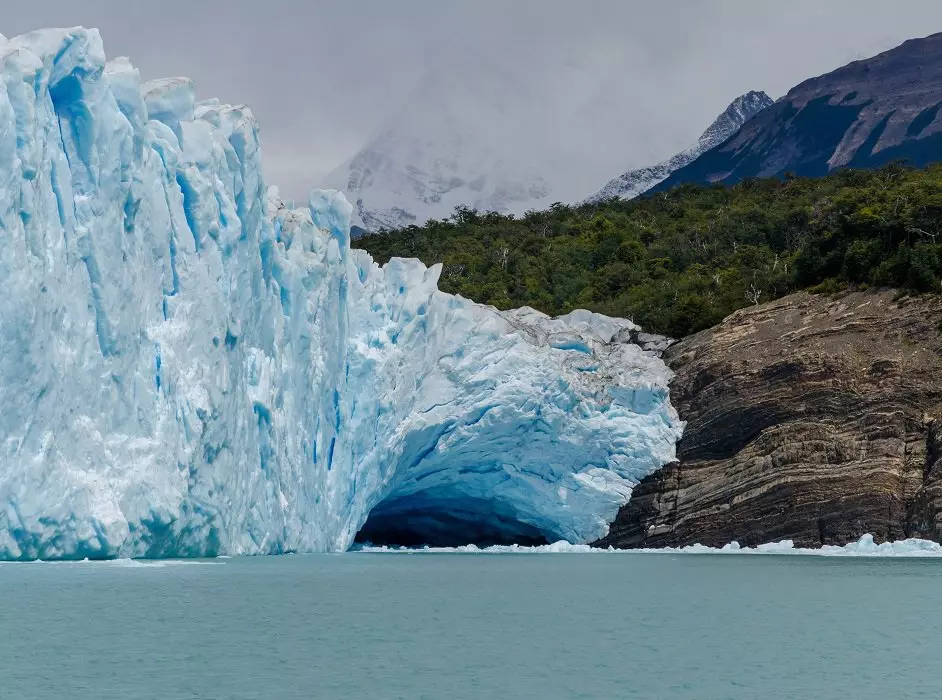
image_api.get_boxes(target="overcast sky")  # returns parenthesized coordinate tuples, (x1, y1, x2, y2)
(5, 1, 942, 200)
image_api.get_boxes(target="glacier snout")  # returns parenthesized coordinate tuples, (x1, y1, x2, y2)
(0, 27, 682, 559)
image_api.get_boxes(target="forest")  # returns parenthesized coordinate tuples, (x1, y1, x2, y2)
(354, 163, 942, 338)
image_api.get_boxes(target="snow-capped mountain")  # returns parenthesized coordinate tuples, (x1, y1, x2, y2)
(327, 68, 561, 232)
(330, 134, 552, 233)
(585, 91, 773, 204)
(0, 27, 681, 559)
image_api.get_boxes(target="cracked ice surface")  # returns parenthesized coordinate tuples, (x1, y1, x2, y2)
(0, 28, 682, 560)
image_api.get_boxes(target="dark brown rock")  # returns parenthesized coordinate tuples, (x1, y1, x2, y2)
(596, 290, 942, 549)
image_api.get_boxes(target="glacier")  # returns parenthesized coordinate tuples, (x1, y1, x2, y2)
(0, 27, 682, 560)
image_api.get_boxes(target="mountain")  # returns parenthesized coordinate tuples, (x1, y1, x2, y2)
(0, 28, 681, 559)
(585, 91, 773, 203)
(327, 56, 693, 234)
(655, 33, 942, 191)
(329, 137, 551, 234)
(326, 67, 561, 233)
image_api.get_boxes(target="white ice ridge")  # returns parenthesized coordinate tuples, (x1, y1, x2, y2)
(0, 28, 681, 560)
(357, 534, 942, 557)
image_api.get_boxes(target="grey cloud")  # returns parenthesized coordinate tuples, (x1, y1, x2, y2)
(3, 1, 942, 200)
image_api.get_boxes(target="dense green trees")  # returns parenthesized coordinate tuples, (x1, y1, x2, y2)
(354, 163, 942, 337)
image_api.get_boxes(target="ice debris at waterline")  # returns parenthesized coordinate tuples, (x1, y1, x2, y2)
(0, 28, 682, 561)
(356, 534, 942, 557)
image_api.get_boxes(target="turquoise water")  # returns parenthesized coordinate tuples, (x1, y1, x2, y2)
(2, 552, 940, 699)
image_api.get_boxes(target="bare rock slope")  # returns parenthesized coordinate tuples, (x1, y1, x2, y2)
(655, 33, 942, 191)
(597, 290, 942, 548)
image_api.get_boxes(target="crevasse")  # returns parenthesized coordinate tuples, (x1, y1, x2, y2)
(0, 27, 682, 560)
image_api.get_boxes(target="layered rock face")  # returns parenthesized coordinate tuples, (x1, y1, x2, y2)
(597, 290, 942, 548)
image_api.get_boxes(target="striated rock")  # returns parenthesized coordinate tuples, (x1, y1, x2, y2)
(596, 290, 942, 548)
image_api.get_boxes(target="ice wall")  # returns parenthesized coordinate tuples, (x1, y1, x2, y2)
(0, 28, 682, 559)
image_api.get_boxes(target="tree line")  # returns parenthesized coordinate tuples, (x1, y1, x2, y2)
(354, 163, 942, 338)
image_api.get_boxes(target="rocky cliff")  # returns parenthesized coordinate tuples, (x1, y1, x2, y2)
(597, 290, 942, 548)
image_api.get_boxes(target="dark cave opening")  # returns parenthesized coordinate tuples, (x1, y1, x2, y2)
(353, 492, 550, 548)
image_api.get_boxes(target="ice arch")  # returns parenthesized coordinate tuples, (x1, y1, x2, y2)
(0, 27, 682, 559)
(347, 305, 682, 549)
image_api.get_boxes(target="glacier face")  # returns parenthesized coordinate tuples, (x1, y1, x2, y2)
(0, 28, 682, 560)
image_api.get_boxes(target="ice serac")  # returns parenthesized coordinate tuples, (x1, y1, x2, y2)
(0, 28, 682, 560)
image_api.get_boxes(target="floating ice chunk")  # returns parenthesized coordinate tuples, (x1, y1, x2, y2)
(355, 534, 942, 557)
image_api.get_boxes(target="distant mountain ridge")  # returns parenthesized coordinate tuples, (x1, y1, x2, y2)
(655, 32, 942, 191)
(327, 66, 567, 234)
(585, 91, 773, 203)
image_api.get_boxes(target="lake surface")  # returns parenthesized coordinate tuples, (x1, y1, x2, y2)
(2, 551, 940, 699)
